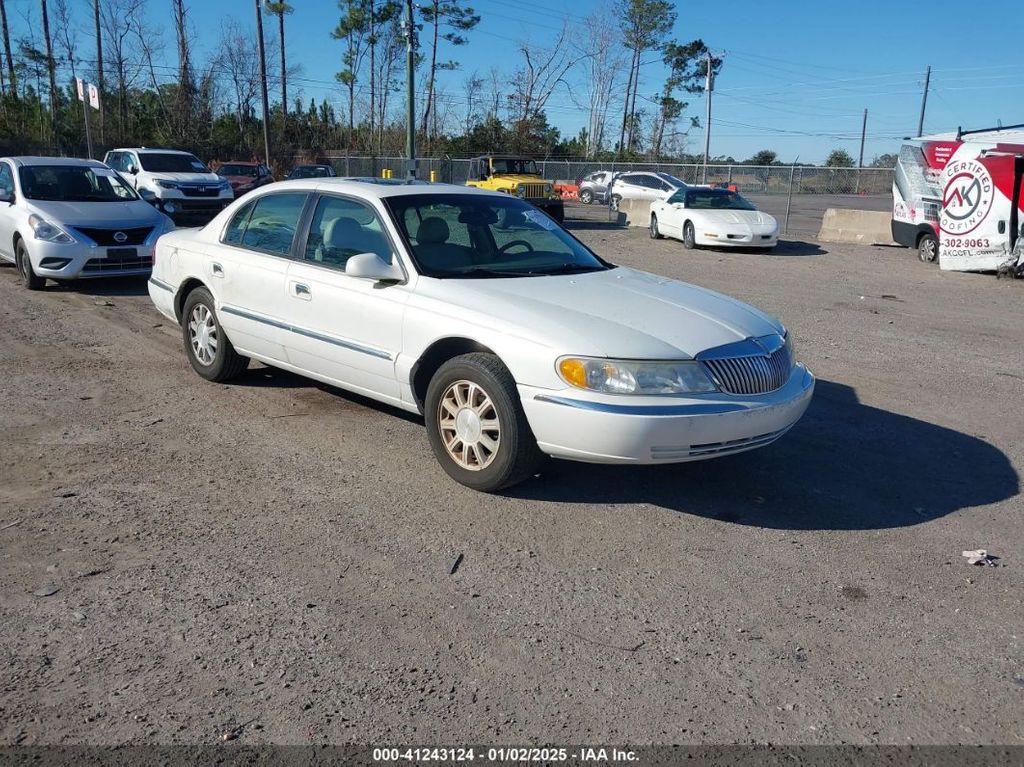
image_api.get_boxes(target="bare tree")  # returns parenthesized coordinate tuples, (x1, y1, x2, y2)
(39, 0, 59, 148)
(101, 0, 144, 140)
(461, 70, 483, 134)
(419, 0, 479, 148)
(0, 0, 15, 96)
(510, 23, 573, 125)
(171, 0, 195, 143)
(573, 4, 625, 158)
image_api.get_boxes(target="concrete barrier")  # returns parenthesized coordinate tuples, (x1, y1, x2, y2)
(616, 197, 653, 228)
(818, 208, 895, 245)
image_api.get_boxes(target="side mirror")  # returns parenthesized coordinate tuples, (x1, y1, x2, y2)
(0, 189, 13, 204)
(139, 188, 157, 204)
(345, 252, 402, 282)
(127, 164, 138, 175)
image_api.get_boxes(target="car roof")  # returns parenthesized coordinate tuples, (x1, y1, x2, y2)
(111, 148, 197, 155)
(2, 156, 106, 168)
(221, 160, 260, 166)
(255, 177, 502, 200)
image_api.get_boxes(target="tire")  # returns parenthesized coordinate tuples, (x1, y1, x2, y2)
(649, 214, 661, 239)
(918, 232, 938, 263)
(424, 352, 543, 492)
(579, 189, 593, 205)
(181, 287, 249, 382)
(682, 221, 697, 250)
(15, 239, 45, 290)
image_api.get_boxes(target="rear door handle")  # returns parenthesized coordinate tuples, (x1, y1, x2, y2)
(211, 262, 224, 276)
(291, 282, 311, 300)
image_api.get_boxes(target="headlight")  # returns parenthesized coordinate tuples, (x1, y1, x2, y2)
(218, 180, 232, 190)
(155, 180, 179, 189)
(28, 214, 74, 244)
(544, 183, 552, 194)
(557, 357, 717, 395)
(783, 331, 795, 367)
(515, 183, 526, 197)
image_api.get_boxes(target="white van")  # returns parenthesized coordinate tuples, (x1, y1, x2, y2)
(892, 125, 1024, 272)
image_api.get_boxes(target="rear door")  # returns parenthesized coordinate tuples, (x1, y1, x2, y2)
(282, 193, 410, 401)
(0, 161, 16, 261)
(212, 191, 310, 361)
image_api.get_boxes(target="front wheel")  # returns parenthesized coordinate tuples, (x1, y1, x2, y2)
(16, 240, 45, 290)
(649, 214, 662, 239)
(579, 189, 593, 205)
(181, 287, 249, 382)
(918, 233, 938, 263)
(425, 353, 543, 492)
(682, 221, 697, 249)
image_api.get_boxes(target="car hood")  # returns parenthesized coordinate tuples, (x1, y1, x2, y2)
(222, 175, 257, 186)
(489, 174, 548, 185)
(143, 171, 221, 184)
(26, 199, 166, 228)
(693, 209, 776, 226)
(416, 266, 783, 358)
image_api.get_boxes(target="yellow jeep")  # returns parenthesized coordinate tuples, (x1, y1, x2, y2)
(465, 155, 565, 222)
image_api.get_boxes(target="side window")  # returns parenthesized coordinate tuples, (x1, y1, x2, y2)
(105, 152, 120, 171)
(222, 200, 256, 246)
(238, 193, 307, 256)
(304, 195, 391, 269)
(620, 174, 638, 186)
(0, 163, 14, 195)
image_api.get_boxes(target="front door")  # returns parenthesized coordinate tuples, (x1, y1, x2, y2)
(282, 193, 409, 402)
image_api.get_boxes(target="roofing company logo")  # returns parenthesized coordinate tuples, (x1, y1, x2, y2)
(941, 159, 994, 235)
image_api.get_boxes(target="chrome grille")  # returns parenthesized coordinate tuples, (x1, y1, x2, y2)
(700, 339, 792, 395)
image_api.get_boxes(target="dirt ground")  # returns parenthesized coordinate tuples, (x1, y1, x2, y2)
(1, 205, 1022, 747)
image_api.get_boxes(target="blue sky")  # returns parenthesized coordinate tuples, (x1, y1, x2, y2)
(9, 0, 1024, 163)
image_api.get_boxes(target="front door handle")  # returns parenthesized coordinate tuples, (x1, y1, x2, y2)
(291, 282, 311, 300)
(211, 262, 224, 276)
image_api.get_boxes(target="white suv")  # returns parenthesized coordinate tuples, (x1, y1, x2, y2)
(104, 148, 233, 225)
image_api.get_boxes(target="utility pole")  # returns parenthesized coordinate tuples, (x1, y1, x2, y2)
(255, 0, 272, 165)
(856, 108, 867, 194)
(405, 0, 417, 179)
(916, 65, 930, 137)
(701, 50, 713, 184)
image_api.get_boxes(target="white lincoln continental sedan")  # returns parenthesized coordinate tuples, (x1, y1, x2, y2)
(148, 179, 814, 491)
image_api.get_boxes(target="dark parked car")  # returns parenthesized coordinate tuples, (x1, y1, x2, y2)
(286, 164, 336, 180)
(217, 162, 274, 196)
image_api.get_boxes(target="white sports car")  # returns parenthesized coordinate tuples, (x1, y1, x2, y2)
(649, 187, 779, 250)
(148, 180, 812, 492)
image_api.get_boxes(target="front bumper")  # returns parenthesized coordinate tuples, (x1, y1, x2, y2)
(520, 364, 814, 464)
(696, 226, 778, 248)
(28, 238, 155, 279)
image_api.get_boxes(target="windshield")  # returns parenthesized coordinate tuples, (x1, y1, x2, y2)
(490, 158, 539, 175)
(289, 165, 332, 179)
(671, 189, 758, 211)
(138, 152, 209, 173)
(19, 165, 138, 202)
(385, 194, 611, 278)
(218, 164, 257, 177)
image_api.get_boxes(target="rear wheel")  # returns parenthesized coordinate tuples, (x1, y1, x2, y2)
(918, 232, 938, 263)
(579, 188, 593, 204)
(425, 353, 543, 492)
(15, 239, 45, 290)
(682, 221, 697, 249)
(649, 214, 662, 239)
(181, 287, 249, 382)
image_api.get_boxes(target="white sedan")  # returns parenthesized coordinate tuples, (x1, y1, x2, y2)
(148, 180, 813, 492)
(650, 187, 779, 250)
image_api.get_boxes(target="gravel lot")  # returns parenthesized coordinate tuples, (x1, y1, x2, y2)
(1, 204, 1022, 747)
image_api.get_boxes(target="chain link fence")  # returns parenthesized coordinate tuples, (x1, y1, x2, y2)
(310, 153, 893, 196)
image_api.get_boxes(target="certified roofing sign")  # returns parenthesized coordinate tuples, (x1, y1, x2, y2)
(941, 159, 994, 235)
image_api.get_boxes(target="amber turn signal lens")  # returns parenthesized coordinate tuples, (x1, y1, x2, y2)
(558, 358, 588, 388)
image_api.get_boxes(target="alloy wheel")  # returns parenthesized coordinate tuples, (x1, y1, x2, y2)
(188, 303, 218, 366)
(437, 379, 500, 471)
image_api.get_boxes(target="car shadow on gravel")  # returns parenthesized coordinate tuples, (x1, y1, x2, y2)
(53, 276, 150, 297)
(508, 379, 1019, 530)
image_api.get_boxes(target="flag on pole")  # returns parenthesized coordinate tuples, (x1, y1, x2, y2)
(87, 83, 100, 111)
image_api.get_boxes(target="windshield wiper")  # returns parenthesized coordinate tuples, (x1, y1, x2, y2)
(533, 263, 604, 275)
(444, 267, 533, 278)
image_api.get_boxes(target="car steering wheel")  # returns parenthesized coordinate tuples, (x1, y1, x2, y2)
(499, 239, 534, 254)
